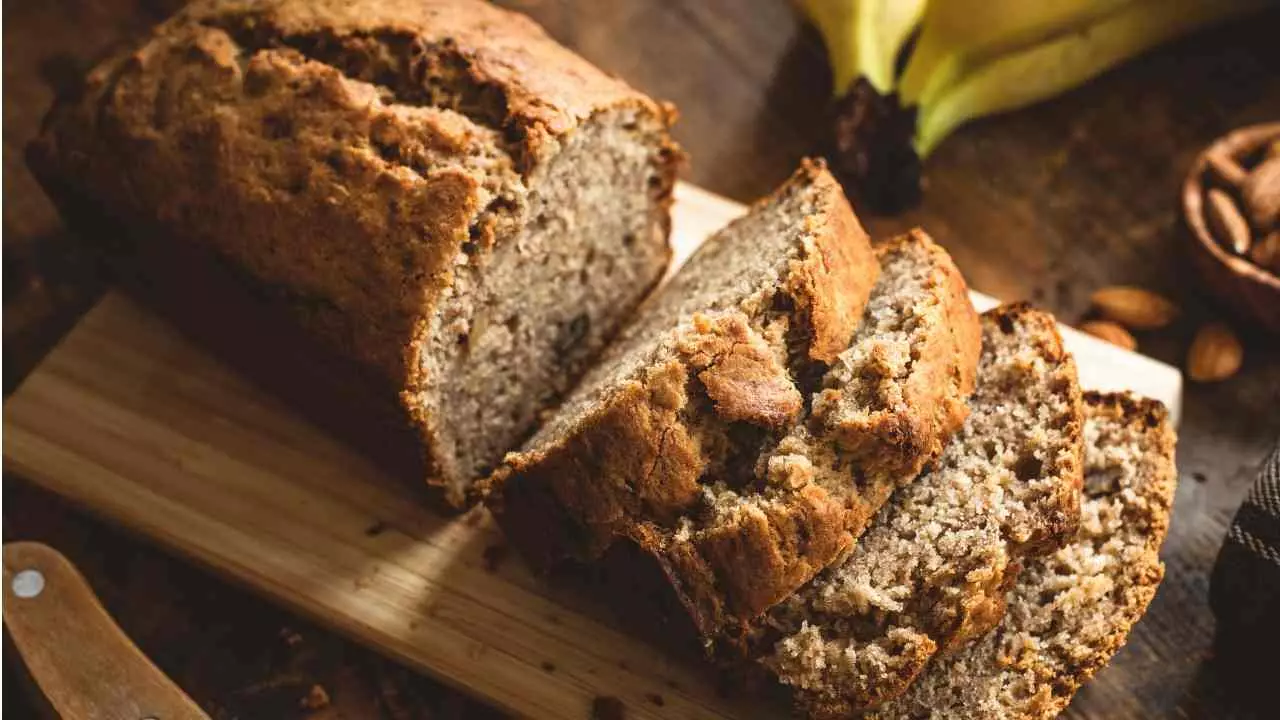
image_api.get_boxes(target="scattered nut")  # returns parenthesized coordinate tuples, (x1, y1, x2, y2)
(1090, 286, 1179, 330)
(1079, 320, 1137, 351)
(1187, 322, 1243, 383)
(1250, 230, 1280, 274)
(1242, 156, 1280, 231)
(1205, 188, 1252, 255)
(1080, 320, 1138, 350)
(300, 684, 331, 711)
(1204, 150, 1247, 189)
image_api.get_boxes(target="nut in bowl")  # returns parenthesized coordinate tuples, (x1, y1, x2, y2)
(1183, 122, 1280, 333)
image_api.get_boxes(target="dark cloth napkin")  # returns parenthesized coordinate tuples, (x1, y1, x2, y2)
(1211, 439, 1280, 651)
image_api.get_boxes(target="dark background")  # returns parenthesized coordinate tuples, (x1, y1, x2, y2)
(5, 1, 1280, 717)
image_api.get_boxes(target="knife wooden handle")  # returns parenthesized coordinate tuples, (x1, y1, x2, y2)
(3, 542, 209, 720)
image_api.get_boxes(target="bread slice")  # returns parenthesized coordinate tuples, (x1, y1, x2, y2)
(486, 160, 880, 634)
(26, 0, 680, 506)
(488, 191, 983, 640)
(870, 391, 1177, 720)
(746, 230, 985, 565)
(755, 304, 1083, 717)
(811, 229, 983, 489)
(666, 229, 982, 636)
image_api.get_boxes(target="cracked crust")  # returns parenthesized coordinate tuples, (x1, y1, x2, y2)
(754, 304, 1084, 718)
(678, 315, 804, 427)
(485, 161, 879, 636)
(871, 391, 1176, 720)
(27, 0, 680, 506)
(184, 0, 670, 175)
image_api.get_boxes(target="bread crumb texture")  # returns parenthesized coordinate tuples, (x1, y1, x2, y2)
(757, 304, 1083, 717)
(28, 0, 682, 505)
(870, 391, 1176, 720)
(487, 161, 884, 635)
(811, 230, 982, 489)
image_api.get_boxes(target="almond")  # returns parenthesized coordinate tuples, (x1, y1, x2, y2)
(1090, 286, 1179, 330)
(1205, 188, 1252, 255)
(1204, 150, 1247, 189)
(1079, 320, 1136, 351)
(1242, 156, 1280, 232)
(1187, 322, 1243, 383)
(1250, 230, 1280, 274)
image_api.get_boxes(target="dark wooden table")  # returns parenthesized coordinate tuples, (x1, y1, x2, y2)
(5, 2, 1279, 717)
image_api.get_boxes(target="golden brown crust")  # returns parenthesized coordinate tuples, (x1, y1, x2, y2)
(785, 160, 879, 364)
(901, 229, 982, 472)
(28, 0, 679, 506)
(488, 355, 704, 565)
(34, 24, 480, 382)
(487, 314, 778, 565)
(684, 481, 857, 627)
(31, 0, 678, 383)
(631, 478, 860, 638)
(488, 311, 841, 633)
(803, 633, 938, 720)
(486, 163, 879, 635)
(182, 0, 675, 173)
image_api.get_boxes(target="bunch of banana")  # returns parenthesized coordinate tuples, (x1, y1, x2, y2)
(797, 0, 1275, 206)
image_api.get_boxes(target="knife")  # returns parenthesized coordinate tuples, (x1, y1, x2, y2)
(3, 541, 209, 719)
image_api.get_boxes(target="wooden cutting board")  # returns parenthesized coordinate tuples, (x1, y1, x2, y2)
(3, 185, 1182, 719)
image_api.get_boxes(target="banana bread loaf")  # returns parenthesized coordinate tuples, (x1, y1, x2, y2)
(871, 391, 1177, 720)
(27, 0, 680, 506)
(756, 304, 1083, 717)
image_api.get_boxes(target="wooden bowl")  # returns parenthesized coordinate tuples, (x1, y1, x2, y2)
(1183, 123, 1280, 334)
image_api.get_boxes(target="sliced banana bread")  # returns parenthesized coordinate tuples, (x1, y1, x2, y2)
(871, 392, 1177, 720)
(756, 304, 1083, 717)
(488, 192, 982, 638)
(486, 160, 880, 634)
(745, 229, 985, 570)
(810, 229, 983, 489)
(27, 0, 680, 506)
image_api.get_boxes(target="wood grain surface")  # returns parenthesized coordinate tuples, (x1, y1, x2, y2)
(3, 542, 210, 720)
(3, 294, 763, 720)
(4, 1, 1279, 718)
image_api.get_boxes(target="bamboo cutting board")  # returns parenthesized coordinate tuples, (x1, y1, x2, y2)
(3, 184, 1182, 719)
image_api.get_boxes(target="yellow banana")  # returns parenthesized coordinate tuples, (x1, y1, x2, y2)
(897, 0, 1138, 108)
(796, 0, 1274, 208)
(796, 0, 926, 95)
(913, 0, 1273, 156)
